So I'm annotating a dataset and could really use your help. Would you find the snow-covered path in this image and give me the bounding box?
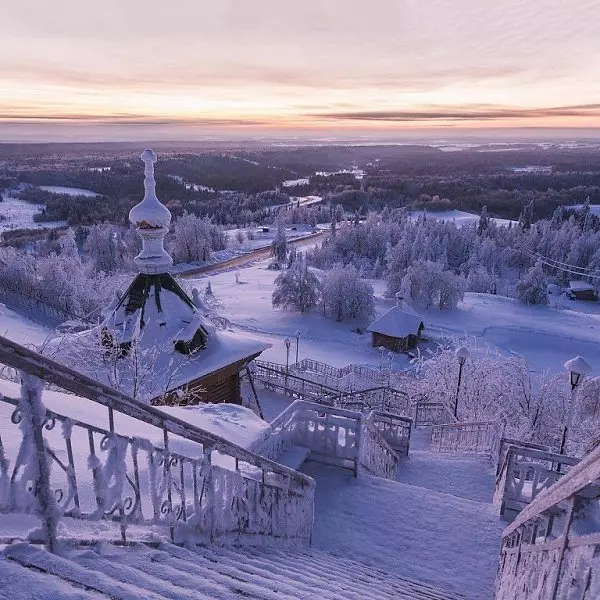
[305,441,504,600]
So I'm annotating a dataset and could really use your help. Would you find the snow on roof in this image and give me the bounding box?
[569,280,595,291]
[367,302,424,338]
[0,378,269,461]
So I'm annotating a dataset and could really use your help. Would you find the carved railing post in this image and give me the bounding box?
[19,373,58,552]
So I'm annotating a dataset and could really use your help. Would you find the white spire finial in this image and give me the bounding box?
[128,149,173,274]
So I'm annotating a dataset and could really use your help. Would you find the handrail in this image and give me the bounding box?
[0,335,312,487]
[253,361,340,397]
[501,445,590,537]
[495,437,551,475]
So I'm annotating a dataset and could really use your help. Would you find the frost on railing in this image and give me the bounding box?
[252,361,339,404]
[253,401,406,481]
[253,361,411,416]
[0,336,315,551]
[255,401,361,475]
[413,400,456,427]
[430,421,502,457]
[494,441,600,600]
[493,444,579,520]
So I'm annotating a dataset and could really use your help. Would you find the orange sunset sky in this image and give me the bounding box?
[1,0,599,141]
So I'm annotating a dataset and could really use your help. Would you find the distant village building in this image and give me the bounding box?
[367,294,424,352]
[54,150,269,405]
[567,280,598,301]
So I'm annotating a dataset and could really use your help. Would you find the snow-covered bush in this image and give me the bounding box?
[321,264,374,322]
[515,261,547,305]
[272,255,321,312]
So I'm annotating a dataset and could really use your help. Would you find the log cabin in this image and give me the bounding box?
[367,294,424,352]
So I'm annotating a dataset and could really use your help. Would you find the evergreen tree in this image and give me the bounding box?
[272,255,321,312]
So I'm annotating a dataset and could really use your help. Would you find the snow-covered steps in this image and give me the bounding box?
[306,462,504,600]
[2,541,464,600]
[276,444,311,469]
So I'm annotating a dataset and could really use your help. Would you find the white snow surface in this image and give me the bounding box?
[306,448,503,599]
[39,186,101,197]
[409,209,516,227]
[187,256,600,375]
[0,194,67,233]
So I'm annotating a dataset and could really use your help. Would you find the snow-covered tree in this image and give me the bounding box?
[321,264,374,322]
[477,205,490,236]
[516,261,547,305]
[272,255,321,312]
[271,218,288,263]
[396,260,464,310]
[170,212,226,264]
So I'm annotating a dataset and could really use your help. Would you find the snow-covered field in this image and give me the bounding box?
[409,209,516,227]
[0,194,67,233]
[185,258,600,375]
[39,185,101,197]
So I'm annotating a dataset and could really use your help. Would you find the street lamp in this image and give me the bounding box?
[284,337,291,391]
[560,356,592,455]
[454,346,470,420]
[295,330,301,364]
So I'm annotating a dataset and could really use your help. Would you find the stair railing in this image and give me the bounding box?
[430,421,503,457]
[413,400,457,427]
[0,335,315,551]
[493,444,579,520]
[252,400,408,481]
[494,442,600,599]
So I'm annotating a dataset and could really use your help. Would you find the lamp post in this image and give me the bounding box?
[560,356,592,456]
[295,330,301,364]
[284,337,291,392]
[454,346,470,420]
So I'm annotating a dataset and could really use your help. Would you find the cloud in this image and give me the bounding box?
[313,104,600,122]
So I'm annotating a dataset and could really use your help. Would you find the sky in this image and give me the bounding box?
[1,1,599,141]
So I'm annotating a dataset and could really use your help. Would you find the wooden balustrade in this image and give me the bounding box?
[494,445,580,520]
[494,441,600,599]
[253,400,406,481]
[0,335,315,550]
[431,421,501,456]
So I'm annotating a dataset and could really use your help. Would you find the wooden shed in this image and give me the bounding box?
[567,281,598,301]
[367,295,424,352]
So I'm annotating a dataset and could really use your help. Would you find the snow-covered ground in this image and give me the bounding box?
[0,194,67,233]
[39,185,101,197]
[0,303,54,345]
[409,209,516,227]
[186,258,600,375]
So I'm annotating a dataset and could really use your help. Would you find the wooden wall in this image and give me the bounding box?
[154,355,260,406]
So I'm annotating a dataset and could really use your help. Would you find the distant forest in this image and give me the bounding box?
[1,143,599,229]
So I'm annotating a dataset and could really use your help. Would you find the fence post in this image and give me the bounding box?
[20,373,58,552]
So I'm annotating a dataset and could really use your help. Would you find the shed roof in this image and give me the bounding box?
[367,303,424,338]
[569,280,595,292]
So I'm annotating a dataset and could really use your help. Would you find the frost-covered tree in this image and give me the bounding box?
[516,261,547,305]
[271,218,288,263]
[85,224,124,274]
[321,264,374,322]
[170,212,227,264]
[58,228,79,259]
[272,255,321,312]
[477,205,490,236]
[397,260,464,310]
